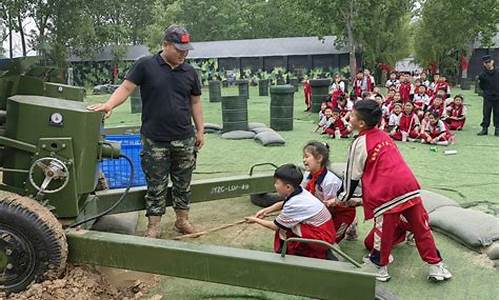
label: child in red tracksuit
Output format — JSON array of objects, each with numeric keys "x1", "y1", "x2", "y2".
[
  {"x1": 303, "y1": 79, "x2": 313, "y2": 111},
  {"x1": 337, "y1": 95, "x2": 354, "y2": 118},
  {"x1": 391, "y1": 102, "x2": 421, "y2": 141},
  {"x1": 399, "y1": 73, "x2": 413, "y2": 103},
  {"x1": 433, "y1": 76, "x2": 451, "y2": 98},
  {"x1": 426, "y1": 95, "x2": 445, "y2": 120},
  {"x1": 301, "y1": 142, "x2": 358, "y2": 243},
  {"x1": 421, "y1": 111, "x2": 454, "y2": 146},
  {"x1": 329, "y1": 74, "x2": 345, "y2": 107},
  {"x1": 445, "y1": 95, "x2": 467, "y2": 130},
  {"x1": 362, "y1": 69, "x2": 375, "y2": 93},
  {"x1": 315, "y1": 107, "x2": 334, "y2": 134},
  {"x1": 325, "y1": 108, "x2": 351, "y2": 138},
  {"x1": 338, "y1": 100, "x2": 452, "y2": 282},
  {"x1": 413, "y1": 85, "x2": 430, "y2": 117},
  {"x1": 352, "y1": 71, "x2": 364, "y2": 100},
  {"x1": 247, "y1": 164, "x2": 335, "y2": 259}
]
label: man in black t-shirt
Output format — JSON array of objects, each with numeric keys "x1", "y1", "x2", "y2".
[{"x1": 89, "y1": 25, "x2": 204, "y2": 238}]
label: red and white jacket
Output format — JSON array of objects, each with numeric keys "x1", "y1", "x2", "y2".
[
  {"x1": 425, "y1": 120, "x2": 450, "y2": 138},
  {"x1": 362, "y1": 75, "x2": 375, "y2": 92},
  {"x1": 446, "y1": 103, "x2": 467, "y2": 119},
  {"x1": 427, "y1": 104, "x2": 445, "y2": 118},
  {"x1": 412, "y1": 93, "x2": 430, "y2": 110},
  {"x1": 338, "y1": 128, "x2": 421, "y2": 220},
  {"x1": 399, "y1": 112, "x2": 420, "y2": 132},
  {"x1": 353, "y1": 79, "x2": 363, "y2": 98},
  {"x1": 433, "y1": 82, "x2": 451, "y2": 95},
  {"x1": 399, "y1": 82, "x2": 413, "y2": 103}
]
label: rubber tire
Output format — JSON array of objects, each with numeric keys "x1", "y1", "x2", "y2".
[
  {"x1": 0, "y1": 193, "x2": 67, "y2": 293},
  {"x1": 375, "y1": 285, "x2": 398, "y2": 300},
  {"x1": 250, "y1": 193, "x2": 284, "y2": 207}
]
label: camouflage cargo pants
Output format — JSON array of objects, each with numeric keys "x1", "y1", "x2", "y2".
[{"x1": 140, "y1": 135, "x2": 196, "y2": 216}]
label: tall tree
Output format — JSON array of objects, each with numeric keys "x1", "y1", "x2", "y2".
[
  {"x1": 303, "y1": 0, "x2": 414, "y2": 79},
  {"x1": 146, "y1": 0, "x2": 316, "y2": 50},
  {"x1": 414, "y1": 0, "x2": 498, "y2": 79}
]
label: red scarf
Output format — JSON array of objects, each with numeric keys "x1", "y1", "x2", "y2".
[{"x1": 305, "y1": 167, "x2": 327, "y2": 195}]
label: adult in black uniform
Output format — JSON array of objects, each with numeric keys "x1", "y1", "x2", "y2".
[{"x1": 477, "y1": 55, "x2": 499, "y2": 136}]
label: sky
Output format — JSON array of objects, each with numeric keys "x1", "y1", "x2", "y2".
[{"x1": 1, "y1": 17, "x2": 37, "y2": 58}]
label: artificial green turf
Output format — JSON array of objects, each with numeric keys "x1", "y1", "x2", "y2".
[{"x1": 86, "y1": 85, "x2": 499, "y2": 300}]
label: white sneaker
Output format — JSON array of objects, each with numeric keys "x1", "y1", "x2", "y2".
[
  {"x1": 377, "y1": 265, "x2": 391, "y2": 282},
  {"x1": 363, "y1": 254, "x2": 394, "y2": 265},
  {"x1": 428, "y1": 262, "x2": 452, "y2": 281},
  {"x1": 362, "y1": 255, "x2": 393, "y2": 282}
]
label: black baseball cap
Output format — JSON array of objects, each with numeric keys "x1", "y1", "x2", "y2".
[
  {"x1": 164, "y1": 25, "x2": 194, "y2": 51},
  {"x1": 482, "y1": 55, "x2": 492, "y2": 63}
]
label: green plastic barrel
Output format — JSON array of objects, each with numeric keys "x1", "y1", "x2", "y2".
[
  {"x1": 258, "y1": 79, "x2": 269, "y2": 96},
  {"x1": 270, "y1": 85, "x2": 295, "y2": 131},
  {"x1": 235, "y1": 80, "x2": 249, "y2": 100},
  {"x1": 208, "y1": 80, "x2": 222, "y2": 103},
  {"x1": 310, "y1": 79, "x2": 331, "y2": 113},
  {"x1": 130, "y1": 88, "x2": 142, "y2": 114},
  {"x1": 289, "y1": 78, "x2": 299, "y2": 92},
  {"x1": 221, "y1": 95, "x2": 248, "y2": 132}
]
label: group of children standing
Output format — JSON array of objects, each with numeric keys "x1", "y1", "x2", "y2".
[
  {"x1": 309, "y1": 70, "x2": 467, "y2": 146},
  {"x1": 246, "y1": 99, "x2": 453, "y2": 283}
]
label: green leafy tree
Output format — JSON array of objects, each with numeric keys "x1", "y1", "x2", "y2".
[
  {"x1": 414, "y1": 0, "x2": 498, "y2": 79},
  {"x1": 303, "y1": 0, "x2": 414, "y2": 80}
]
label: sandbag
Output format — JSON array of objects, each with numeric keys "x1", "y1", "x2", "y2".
[
  {"x1": 420, "y1": 190, "x2": 460, "y2": 213},
  {"x1": 92, "y1": 212, "x2": 139, "y2": 235},
  {"x1": 429, "y1": 206, "x2": 499, "y2": 250},
  {"x1": 254, "y1": 130, "x2": 285, "y2": 146},
  {"x1": 251, "y1": 127, "x2": 274, "y2": 134},
  {"x1": 486, "y1": 243, "x2": 499, "y2": 260},
  {"x1": 204, "y1": 122, "x2": 222, "y2": 134},
  {"x1": 248, "y1": 122, "x2": 267, "y2": 129},
  {"x1": 221, "y1": 130, "x2": 256, "y2": 140}
]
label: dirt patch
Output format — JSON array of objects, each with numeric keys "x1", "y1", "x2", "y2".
[{"x1": 3, "y1": 264, "x2": 160, "y2": 300}]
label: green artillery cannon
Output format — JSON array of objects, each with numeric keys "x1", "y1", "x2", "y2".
[
  {"x1": 0, "y1": 68, "x2": 388, "y2": 299},
  {"x1": 0, "y1": 57, "x2": 85, "y2": 108}
]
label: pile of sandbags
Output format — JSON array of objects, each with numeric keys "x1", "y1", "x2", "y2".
[
  {"x1": 215, "y1": 122, "x2": 286, "y2": 146},
  {"x1": 249, "y1": 123, "x2": 285, "y2": 146}
]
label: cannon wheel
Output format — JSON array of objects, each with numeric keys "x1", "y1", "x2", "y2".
[{"x1": 0, "y1": 192, "x2": 67, "y2": 293}]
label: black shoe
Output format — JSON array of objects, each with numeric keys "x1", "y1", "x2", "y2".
[
  {"x1": 477, "y1": 128, "x2": 488, "y2": 136},
  {"x1": 495, "y1": 128, "x2": 499, "y2": 137}
]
